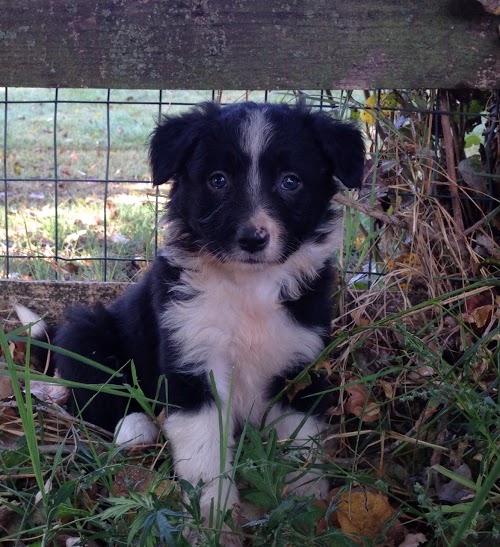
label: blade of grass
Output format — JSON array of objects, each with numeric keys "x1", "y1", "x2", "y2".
[
  {"x1": 449, "y1": 455, "x2": 500, "y2": 547},
  {"x1": 0, "y1": 325, "x2": 47, "y2": 504}
]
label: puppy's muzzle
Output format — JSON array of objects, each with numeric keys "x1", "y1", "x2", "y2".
[{"x1": 237, "y1": 223, "x2": 270, "y2": 253}]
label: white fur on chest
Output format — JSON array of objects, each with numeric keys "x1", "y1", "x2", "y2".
[{"x1": 161, "y1": 261, "x2": 325, "y2": 423}]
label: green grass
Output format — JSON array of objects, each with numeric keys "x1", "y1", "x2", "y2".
[
  {"x1": 1, "y1": 88, "x2": 300, "y2": 280},
  {"x1": 5, "y1": 182, "x2": 160, "y2": 280},
  {"x1": 1, "y1": 284, "x2": 499, "y2": 545},
  {"x1": 1, "y1": 88, "x2": 499, "y2": 544}
]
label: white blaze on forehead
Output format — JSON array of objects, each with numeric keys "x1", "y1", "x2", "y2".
[{"x1": 240, "y1": 108, "x2": 273, "y2": 195}]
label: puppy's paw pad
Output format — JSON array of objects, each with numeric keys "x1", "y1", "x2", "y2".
[{"x1": 114, "y1": 412, "x2": 159, "y2": 446}]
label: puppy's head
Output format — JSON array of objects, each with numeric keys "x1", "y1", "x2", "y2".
[{"x1": 150, "y1": 102, "x2": 364, "y2": 266}]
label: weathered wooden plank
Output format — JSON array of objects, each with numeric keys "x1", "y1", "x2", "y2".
[
  {"x1": 0, "y1": 279, "x2": 430, "y2": 336},
  {"x1": 0, "y1": 279, "x2": 128, "y2": 328},
  {"x1": 0, "y1": 0, "x2": 498, "y2": 90}
]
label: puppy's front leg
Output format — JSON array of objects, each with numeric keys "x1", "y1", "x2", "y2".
[
  {"x1": 266, "y1": 404, "x2": 329, "y2": 500},
  {"x1": 164, "y1": 404, "x2": 240, "y2": 542}
]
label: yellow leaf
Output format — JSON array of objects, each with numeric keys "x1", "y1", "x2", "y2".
[
  {"x1": 360, "y1": 93, "x2": 396, "y2": 126},
  {"x1": 336, "y1": 489, "x2": 398, "y2": 543},
  {"x1": 360, "y1": 94, "x2": 377, "y2": 125}
]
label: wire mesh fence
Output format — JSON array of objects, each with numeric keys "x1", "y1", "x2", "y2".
[{"x1": 1, "y1": 88, "x2": 498, "y2": 286}]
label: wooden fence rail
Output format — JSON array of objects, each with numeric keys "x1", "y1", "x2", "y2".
[{"x1": 0, "y1": 0, "x2": 499, "y2": 90}]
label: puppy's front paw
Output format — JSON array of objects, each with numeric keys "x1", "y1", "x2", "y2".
[
  {"x1": 114, "y1": 412, "x2": 160, "y2": 446},
  {"x1": 185, "y1": 483, "x2": 242, "y2": 546},
  {"x1": 287, "y1": 470, "x2": 330, "y2": 500}
]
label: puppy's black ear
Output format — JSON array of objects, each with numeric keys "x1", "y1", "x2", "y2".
[
  {"x1": 149, "y1": 103, "x2": 219, "y2": 186},
  {"x1": 312, "y1": 114, "x2": 365, "y2": 189}
]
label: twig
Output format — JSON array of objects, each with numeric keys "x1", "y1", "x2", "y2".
[
  {"x1": 334, "y1": 193, "x2": 407, "y2": 229},
  {"x1": 463, "y1": 204, "x2": 500, "y2": 236},
  {"x1": 440, "y1": 93, "x2": 464, "y2": 232}
]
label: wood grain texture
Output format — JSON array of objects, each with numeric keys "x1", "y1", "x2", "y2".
[
  {"x1": 0, "y1": 0, "x2": 498, "y2": 89},
  {"x1": 0, "y1": 279, "x2": 128, "y2": 327},
  {"x1": 0, "y1": 279, "x2": 429, "y2": 332}
]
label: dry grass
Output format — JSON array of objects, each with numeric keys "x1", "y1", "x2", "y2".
[{"x1": 1, "y1": 89, "x2": 499, "y2": 545}]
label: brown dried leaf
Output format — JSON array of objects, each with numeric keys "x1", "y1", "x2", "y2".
[
  {"x1": 9, "y1": 340, "x2": 27, "y2": 366},
  {"x1": 407, "y1": 365, "x2": 436, "y2": 383},
  {"x1": 379, "y1": 380, "x2": 395, "y2": 399},
  {"x1": 464, "y1": 304, "x2": 494, "y2": 329},
  {"x1": 113, "y1": 465, "x2": 179, "y2": 499},
  {"x1": 0, "y1": 366, "x2": 13, "y2": 400},
  {"x1": 463, "y1": 292, "x2": 496, "y2": 328},
  {"x1": 350, "y1": 309, "x2": 371, "y2": 327},
  {"x1": 361, "y1": 402, "x2": 381, "y2": 423},
  {"x1": 335, "y1": 488, "x2": 398, "y2": 543},
  {"x1": 285, "y1": 372, "x2": 312, "y2": 402},
  {"x1": 0, "y1": 500, "x2": 20, "y2": 530},
  {"x1": 345, "y1": 384, "x2": 380, "y2": 422},
  {"x1": 477, "y1": 0, "x2": 500, "y2": 15}
]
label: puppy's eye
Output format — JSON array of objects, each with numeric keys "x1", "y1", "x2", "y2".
[
  {"x1": 281, "y1": 174, "x2": 301, "y2": 191},
  {"x1": 208, "y1": 172, "x2": 227, "y2": 190}
]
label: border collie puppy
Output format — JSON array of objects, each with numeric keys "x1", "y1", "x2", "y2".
[{"x1": 18, "y1": 101, "x2": 364, "y2": 541}]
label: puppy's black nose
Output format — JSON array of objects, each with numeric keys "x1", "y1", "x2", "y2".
[{"x1": 237, "y1": 225, "x2": 270, "y2": 253}]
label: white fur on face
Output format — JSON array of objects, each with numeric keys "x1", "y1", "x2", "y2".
[
  {"x1": 239, "y1": 109, "x2": 273, "y2": 199},
  {"x1": 279, "y1": 207, "x2": 343, "y2": 299}
]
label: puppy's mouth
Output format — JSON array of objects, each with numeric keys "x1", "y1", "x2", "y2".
[
  {"x1": 224, "y1": 240, "x2": 285, "y2": 267},
  {"x1": 234, "y1": 251, "x2": 276, "y2": 265}
]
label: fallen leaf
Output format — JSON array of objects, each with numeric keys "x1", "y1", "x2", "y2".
[
  {"x1": 29, "y1": 379, "x2": 69, "y2": 405},
  {"x1": 335, "y1": 488, "x2": 398, "y2": 543},
  {"x1": 407, "y1": 365, "x2": 436, "y2": 383},
  {"x1": 477, "y1": 0, "x2": 500, "y2": 15},
  {"x1": 350, "y1": 308, "x2": 371, "y2": 327},
  {"x1": 314, "y1": 498, "x2": 329, "y2": 533},
  {"x1": 463, "y1": 292, "x2": 496, "y2": 328},
  {"x1": 0, "y1": 365, "x2": 13, "y2": 399},
  {"x1": 0, "y1": 500, "x2": 20, "y2": 531},
  {"x1": 285, "y1": 372, "x2": 312, "y2": 402},
  {"x1": 379, "y1": 380, "x2": 395, "y2": 399},
  {"x1": 464, "y1": 304, "x2": 495, "y2": 329},
  {"x1": 433, "y1": 463, "x2": 476, "y2": 503},
  {"x1": 398, "y1": 532, "x2": 427, "y2": 547},
  {"x1": 345, "y1": 384, "x2": 380, "y2": 423},
  {"x1": 9, "y1": 340, "x2": 27, "y2": 365}
]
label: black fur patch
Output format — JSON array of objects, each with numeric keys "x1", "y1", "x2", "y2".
[{"x1": 50, "y1": 101, "x2": 364, "y2": 434}]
